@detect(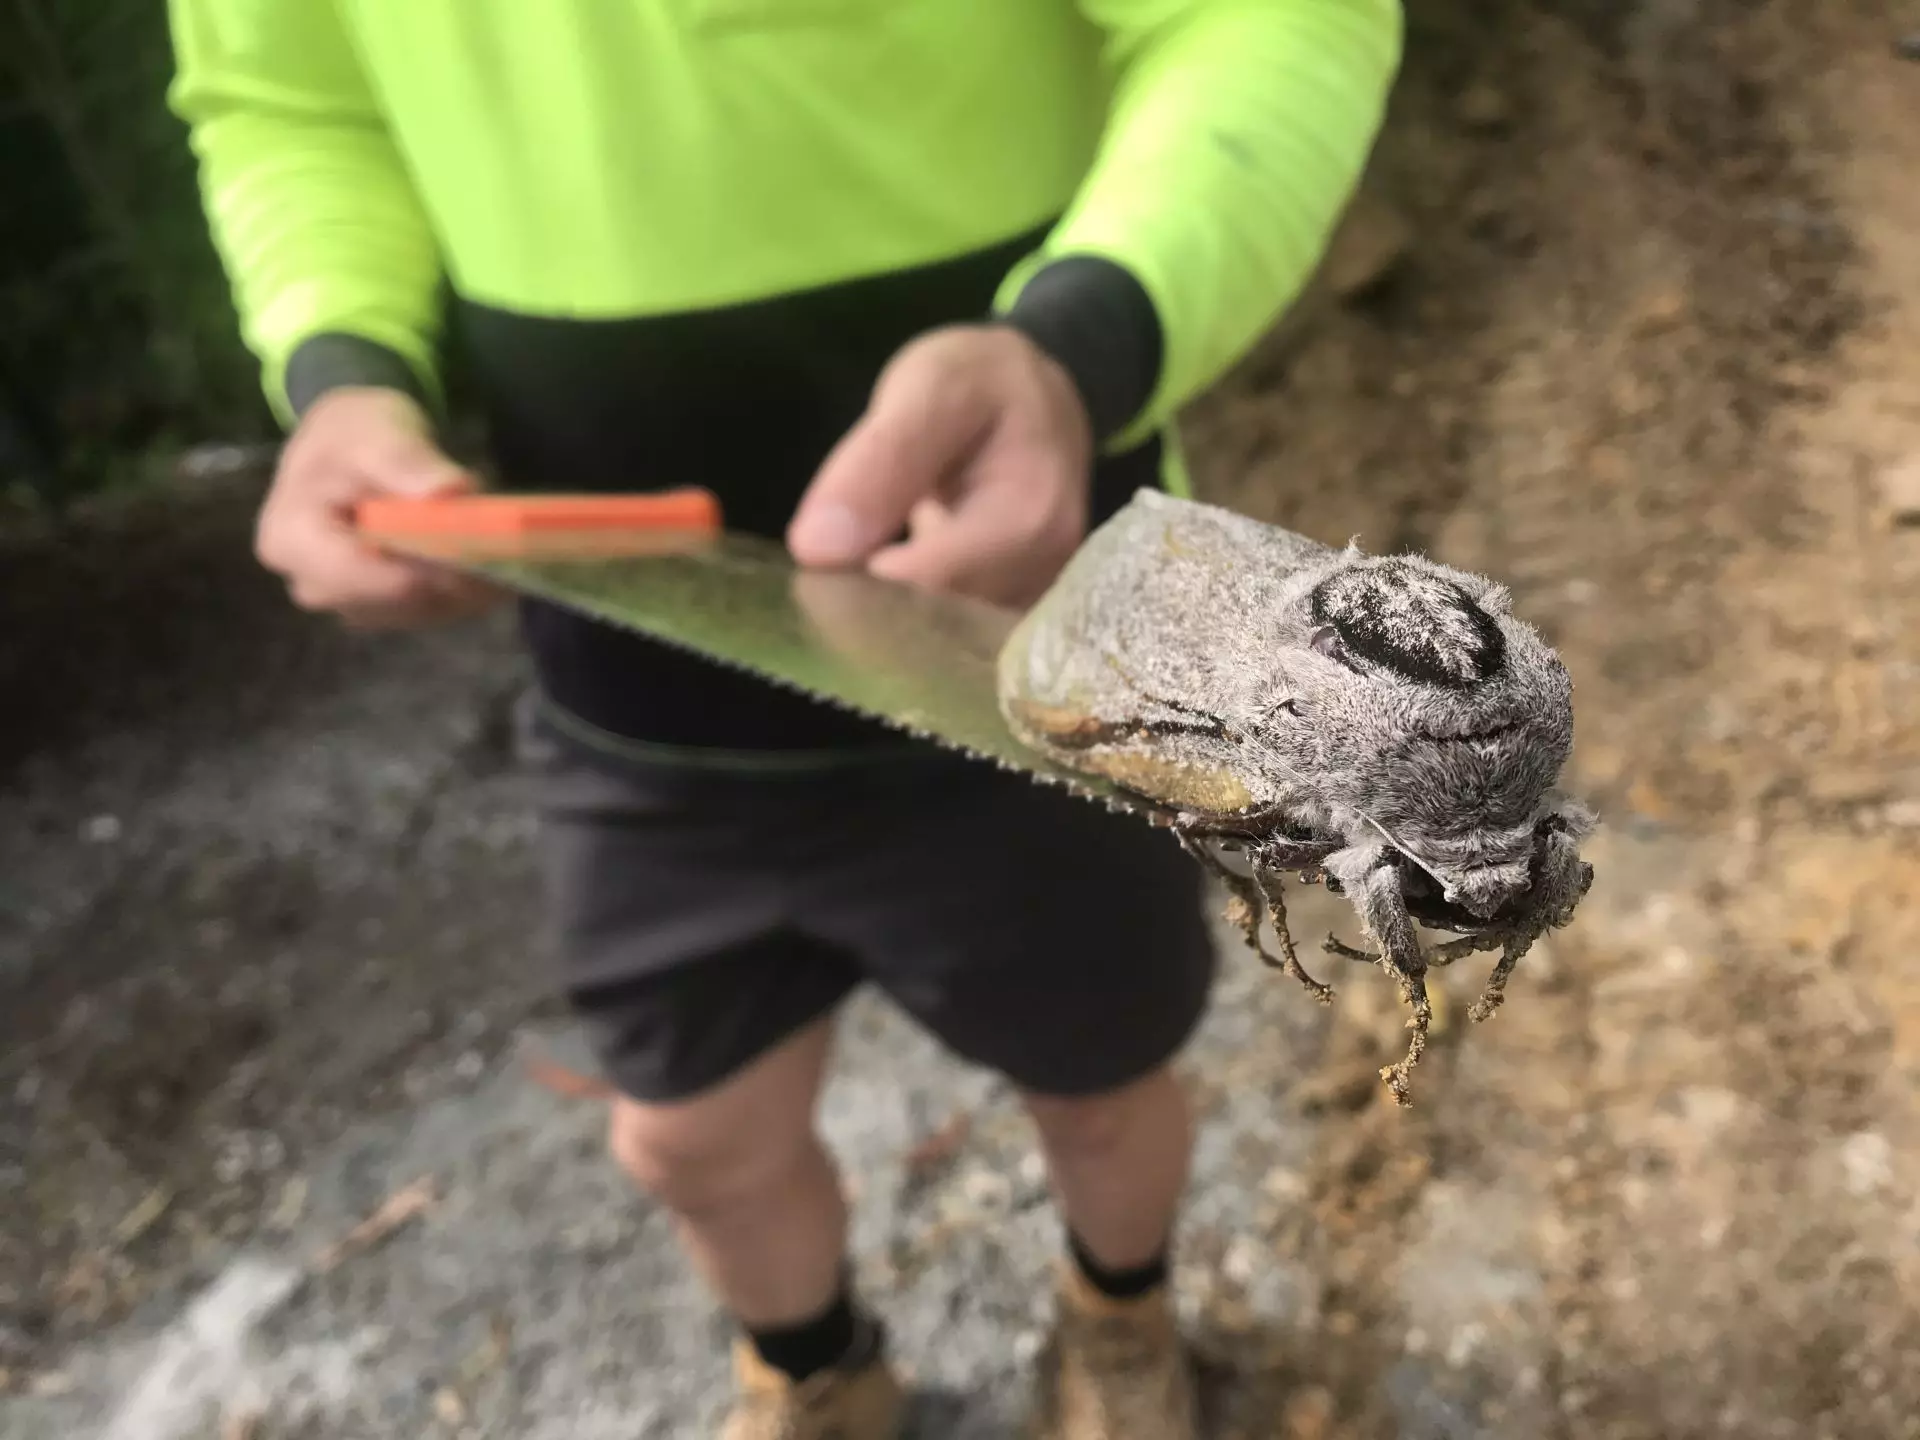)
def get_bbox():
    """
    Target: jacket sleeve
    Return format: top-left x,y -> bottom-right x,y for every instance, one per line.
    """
165,0 -> 444,426
997,0 -> 1402,450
